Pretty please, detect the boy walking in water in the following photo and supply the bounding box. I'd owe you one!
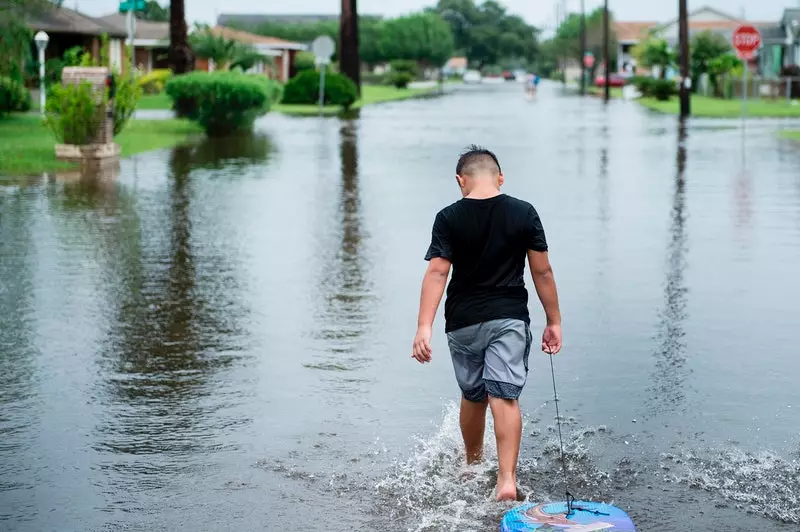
[412,146,562,502]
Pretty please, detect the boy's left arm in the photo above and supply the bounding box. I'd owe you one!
[412,257,451,364]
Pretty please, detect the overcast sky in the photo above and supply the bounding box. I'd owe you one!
[75,0,793,28]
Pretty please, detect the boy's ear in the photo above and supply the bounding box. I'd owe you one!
[455,174,466,189]
[498,173,505,187]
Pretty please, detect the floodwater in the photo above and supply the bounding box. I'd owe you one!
[2,82,800,531]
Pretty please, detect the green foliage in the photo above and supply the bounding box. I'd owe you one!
[707,54,741,97]
[434,0,540,68]
[651,79,676,101]
[379,12,454,66]
[389,60,418,77]
[690,31,732,87]
[45,81,100,145]
[294,52,316,74]
[190,25,238,67]
[138,68,173,94]
[0,76,31,116]
[629,75,655,96]
[247,75,283,105]
[112,74,142,136]
[361,72,388,85]
[124,0,168,22]
[165,71,272,136]
[631,38,675,79]
[539,7,616,78]
[281,70,358,108]
[389,72,414,88]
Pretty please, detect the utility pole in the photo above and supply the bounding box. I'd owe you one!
[678,0,691,117]
[340,0,361,95]
[580,0,586,95]
[603,0,610,102]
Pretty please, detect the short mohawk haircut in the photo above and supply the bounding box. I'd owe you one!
[456,145,502,176]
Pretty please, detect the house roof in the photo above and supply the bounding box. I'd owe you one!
[782,8,800,26]
[446,57,467,69]
[98,13,168,41]
[615,21,657,42]
[211,26,307,50]
[28,5,127,37]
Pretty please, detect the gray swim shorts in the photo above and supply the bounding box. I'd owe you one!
[446,319,533,402]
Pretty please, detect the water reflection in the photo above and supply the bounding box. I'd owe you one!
[0,190,38,503]
[181,133,274,170]
[306,120,375,376]
[647,120,690,414]
[95,145,248,480]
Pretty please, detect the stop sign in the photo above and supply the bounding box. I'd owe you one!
[732,25,762,60]
[583,52,595,68]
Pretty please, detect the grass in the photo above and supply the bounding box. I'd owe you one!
[137,92,172,110]
[588,87,624,99]
[0,114,202,176]
[638,95,800,118]
[780,130,800,140]
[273,84,441,116]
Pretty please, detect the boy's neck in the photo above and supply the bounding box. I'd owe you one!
[465,186,502,200]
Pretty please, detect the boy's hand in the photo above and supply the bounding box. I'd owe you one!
[542,324,562,354]
[412,325,433,364]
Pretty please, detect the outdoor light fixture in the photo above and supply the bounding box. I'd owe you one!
[34,31,49,115]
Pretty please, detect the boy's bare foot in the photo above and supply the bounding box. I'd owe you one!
[495,473,517,501]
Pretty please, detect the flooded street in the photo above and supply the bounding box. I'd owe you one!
[2,82,800,531]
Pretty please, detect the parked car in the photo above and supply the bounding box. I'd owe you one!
[463,70,482,84]
[595,73,627,87]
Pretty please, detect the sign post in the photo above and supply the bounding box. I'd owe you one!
[311,35,336,115]
[583,52,594,91]
[732,25,762,127]
[119,0,145,77]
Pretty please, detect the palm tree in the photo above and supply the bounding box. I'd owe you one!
[632,37,676,80]
[168,0,193,74]
[189,27,270,72]
[340,0,361,94]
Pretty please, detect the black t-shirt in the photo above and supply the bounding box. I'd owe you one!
[424,194,548,333]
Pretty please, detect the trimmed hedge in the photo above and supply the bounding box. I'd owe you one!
[389,72,414,89]
[165,71,273,136]
[281,70,358,109]
[0,76,32,117]
[138,69,173,94]
[651,79,677,101]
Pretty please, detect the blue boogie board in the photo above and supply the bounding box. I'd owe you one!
[501,501,636,531]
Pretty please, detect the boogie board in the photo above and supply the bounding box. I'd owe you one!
[501,501,636,531]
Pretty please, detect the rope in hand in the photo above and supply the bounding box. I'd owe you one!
[548,353,609,518]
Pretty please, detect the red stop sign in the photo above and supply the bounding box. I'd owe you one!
[583,53,595,68]
[732,25,762,60]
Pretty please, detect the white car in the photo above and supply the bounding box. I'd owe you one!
[463,70,482,84]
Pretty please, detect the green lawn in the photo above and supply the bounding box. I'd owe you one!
[137,92,172,110]
[588,87,623,99]
[273,84,441,116]
[638,95,800,118]
[0,114,202,176]
[780,130,800,140]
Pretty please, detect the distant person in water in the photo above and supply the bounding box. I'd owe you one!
[412,146,563,501]
[525,73,538,97]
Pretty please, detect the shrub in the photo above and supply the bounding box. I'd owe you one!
[389,60,418,78]
[165,71,271,136]
[0,76,32,116]
[281,69,358,109]
[112,74,142,135]
[651,79,676,101]
[45,81,99,145]
[294,51,316,74]
[389,71,414,89]
[629,75,655,96]
[138,69,173,94]
[248,75,283,105]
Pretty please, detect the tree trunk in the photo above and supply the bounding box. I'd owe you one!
[339,0,361,95]
[169,0,193,74]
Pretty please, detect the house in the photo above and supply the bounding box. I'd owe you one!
[27,5,128,71]
[756,8,800,77]
[614,6,773,74]
[97,18,306,82]
[443,57,468,76]
[98,13,170,73]
[197,26,307,82]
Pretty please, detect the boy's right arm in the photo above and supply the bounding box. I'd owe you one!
[527,250,562,354]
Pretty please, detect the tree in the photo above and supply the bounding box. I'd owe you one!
[190,27,269,72]
[433,0,539,68]
[632,37,675,79]
[125,0,168,22]
[379,13,454,66]
[552,7,617,76]
[0,0,62,81]
[340,0,361,93]
[169,0,193,74]
[690,31,732,87]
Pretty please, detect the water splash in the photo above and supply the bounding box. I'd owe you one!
[662,447,800,524]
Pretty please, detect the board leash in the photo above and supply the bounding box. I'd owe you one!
[548,353,609,518]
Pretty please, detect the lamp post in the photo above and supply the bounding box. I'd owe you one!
[34,31,49,116]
